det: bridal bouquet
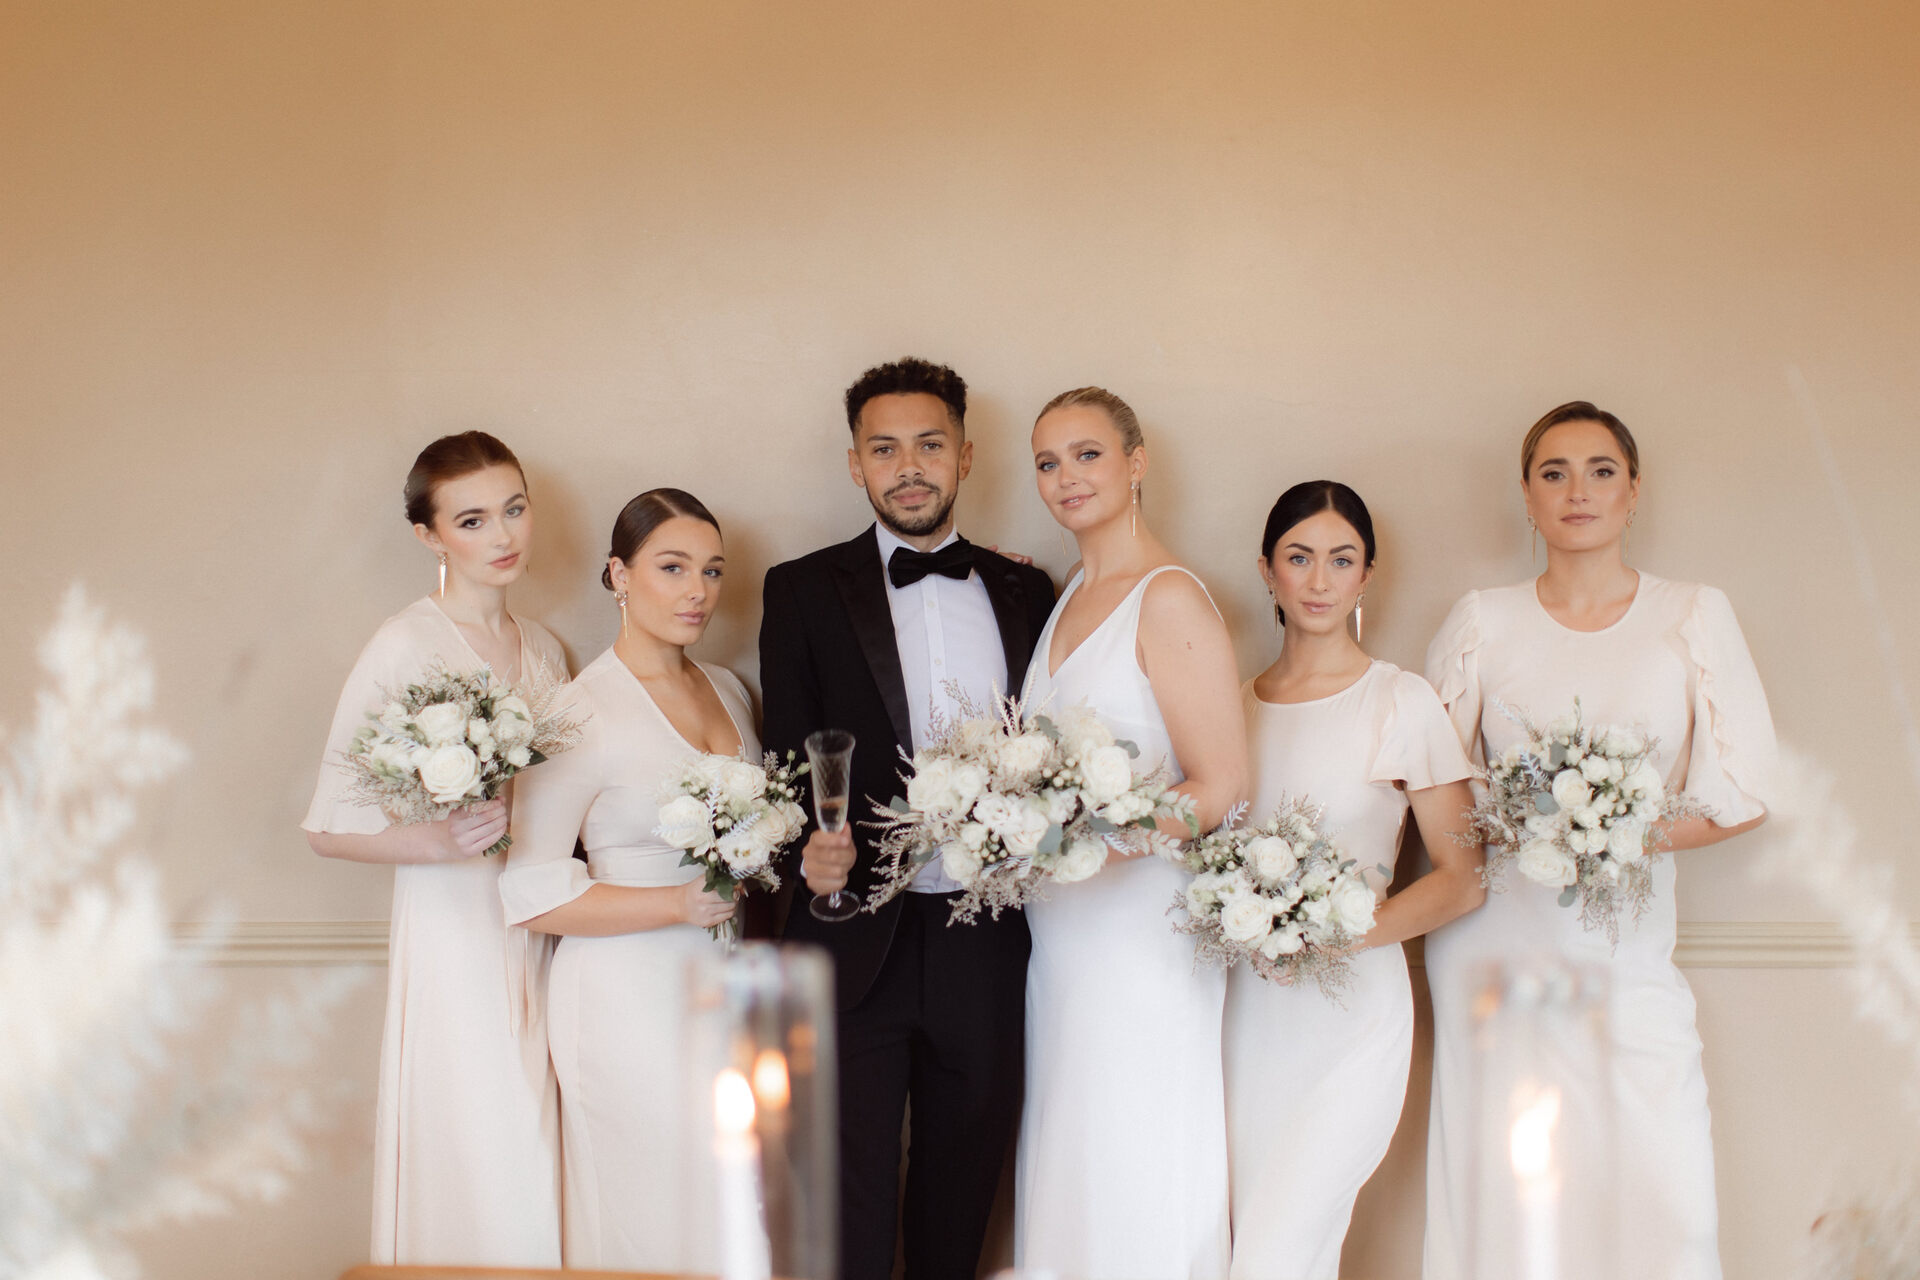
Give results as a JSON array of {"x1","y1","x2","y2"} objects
[
  {"x1": 1468, "y1": 699, "x2": 1708, "y2": 942},
  {"x1": 345, "y1": 660, "x2": 579, "y2": 855},
  {"x1": 864, "y1": 693, "x2": 1198, "y2": 923},
  {"x1": 655, "y1": 751, "x2": 810, "y2": 935},
  {"x1": 1175, "y1": 798, "x2": 1383, "y2": 997}
]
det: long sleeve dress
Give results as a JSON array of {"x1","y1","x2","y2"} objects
[
  {"x1": 301, "y1": 595, "x2": 564, "y2": 1267},
  {"x1": 1421, "y1": 574, "x2": 1778, "y2": 1280},
  {"x1": 499, "y1": 646, "x2": 758, "y2": 1271},
  {"x1": 1226, "y1": 661, "x2": 1474, "y2": 1280}
]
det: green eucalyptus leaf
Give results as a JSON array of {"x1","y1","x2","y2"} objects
[
  {"x1": 1557, "y1": 885, "x2": 1578, "y2": 908},
  {"x1": 1532, "y1": 790, "x2": 1559, "y2": 815},
  {"x1": 1038, "y1": 822, "x2": 1065, "y2": 855},
  {"x1": 1033, "y1": 715, "x2": 1061, "y2": 741}
]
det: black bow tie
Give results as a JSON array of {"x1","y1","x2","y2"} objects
[{"x1": 888, "y1": 539, "x2": 975, "y2": 588}]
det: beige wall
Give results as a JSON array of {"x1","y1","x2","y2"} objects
[{"x1": 4, "y1": 1, "x2": 1917, "y2": 1276}]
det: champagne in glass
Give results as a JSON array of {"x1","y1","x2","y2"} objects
[{"x1": 805, "y1": 729, "x2": 859, "y2": 923}]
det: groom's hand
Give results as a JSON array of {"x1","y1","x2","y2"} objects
[{"x1": 801, "y1": 827, "x2": 856, "y2": 896}]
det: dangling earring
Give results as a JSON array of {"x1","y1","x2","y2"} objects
[
  {"x1": 615, "y1": 589, "x2": 629, "y2": 637},
  {"x1": 1354, "y1": 594, "x2": 1365, "y2": 644},
  {"x1": 1268, "y1": 589, "x2": 1281, "y2": 633},
  {"x1": 1130, "y1": 483, "x2": 1140, "y2": 537},
  {"x1": 1528, "y1": 518, "x2": 1538, "y2": 565},
  {"x1": 437, "y1": 553, "x2": 447, "y2": 596},
  {"x1": 1626, "y1": 508, "x2": 1635, "y2": 551}
]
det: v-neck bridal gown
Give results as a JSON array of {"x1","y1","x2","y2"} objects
[
  {"x1": 500, "y1": 645, "x2": 758, "y2": 1271},
  {"x1": 1013, "y1": 566, "x2": 1231, "y2": 1280},
  {"x1": 303, "y1": 595, "x2": 565, "y2": 1266}
]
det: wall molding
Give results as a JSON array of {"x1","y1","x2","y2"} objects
[{"x1": 174, "y1": 919, "x2": 1915, "y2": 970}]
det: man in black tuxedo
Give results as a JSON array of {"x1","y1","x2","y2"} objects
[{"x1": 754, "y1": 357, "x2": 1054, "y2": 1280}]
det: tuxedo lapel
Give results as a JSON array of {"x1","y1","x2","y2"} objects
[
  {"x1": 973, "y1": 548, "x2": 1035, "y2": 695},
  {"x1": 830, "y1": 528, "x2": 913, "y2": 755}
]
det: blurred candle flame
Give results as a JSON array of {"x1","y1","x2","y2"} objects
[{"x1": 715, "y1": 1067, "x2": 756, "y2": 1137}]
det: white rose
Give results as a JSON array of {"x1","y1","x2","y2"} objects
[
  {"x1": 907, "y1": 758, "x2": 961, "y2": 816},
  {"x1": 1078, "y1": 744, "x2": 1135, "y2": 805},
  {"x1": 370, "y1": 740, "x2": 414, "y2": 778},
  {"x1": 474, "y1": 738, "x2": 497, "y2": 764},
  {"x1": 718, "y1": 811, "x2": 785, "y2": 875},
  {"x1": 491, "y1": 695, "x2": 535, "y2": 744},
  {"x1": 1572, "y1": 805, "x2": 1602, "y2": 830},
  {"x1": 656, "y1": 794, "x2": 715, "y2": 851},
  {"x1": 1042, "y1": 786, "x2": 1080, "y2": 823},
  {"x1": 413, "y1": 702, "x2": 469, "y2": 746},
  {"x1": 688, "y1": 753, "x2": 727, "y2": 793},
  {"x1": 1000, "y1": 801, "x2": 1053, "y2": 858},
  {"x1": 995, "y1": 732, "x2": 1053, "y2": 784},
  {"x1": 418, "y1": 743, "x2": 482, "y2": 804},
  {"x1": 1624, "y1": 761, "x2": 1664, "y2": 800},
  {"x1": 1052, "y1": 837, "x2": 1108, "y2": 884},
  {"x1": 1579, "y1": 754, "x2": 1612, "y2": 784},
  {"x1": 957, "y1": 821, "x2": 990, "y2": 852},
  {"x1": 1550, "y1": 768, "x2": 1592, "y2": 812},
  {"x1": 1599, "y1": 726, "x2": 1645, "y2": 758},
  {"x1": 505, "y1": 744, "x2": 532, "y2": 768},
  {"x1": 1299, "y1": 894, "x2": 1335, "y2": 930},
  {"x1": 943, "y1": 841, "x2": 985, "y2": 885},
  {"x1": 948, "y1": 762, "x2": 990, "y2": 810},
  {"x1": 1523, "y1": 813, "x2": 1560, "y2": 839},
  {"x1": 1331, "y1": 878, "x2": 1378, "y2": 936},
  {"x1": 1260, "y1": 924, "x2": 1306, "y2": 958},
  {"x1": 1516, "y1": 838, "x2": 1578, "y2": 887},
  {"x1": 1054, "y1": 707, "x2": 1114, "y2": 755},
  {"x1": 1219, "y1": 893, "x2": 1276, "y2": 944},
  {"x1": 1246, "y1": 835, "x2": 1299, "y2": 885},
  {"x1": 1606, "y1": 819, "x2": 1648, "y2": 864},
  {"x1": 1299, "y1": 863, "x2": 1335, "y2": 897},
  {"x1": 1098, "y1": 791, "x2": 1154, "y2": 825},
  {"x1": 717, "y1": 760, "x2": 767, "y2": 806}
]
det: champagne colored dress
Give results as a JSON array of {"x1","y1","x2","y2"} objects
[
  {"x1": 1014, "y1": 566, "x2": 1231, "y2": 1280},
  {"x1": 1227, "y1": 661, "x2": 1473, "y2": 1280},
  {"x1": 302, "y1": 595, "x2": 564, "y2": 1266},
  {"x1": 500, "y1": 647, "x2": 757, "y2": 1271},
  {"x1": 1421, "y1": 575, "x2": 1778, "y2": 1280}
]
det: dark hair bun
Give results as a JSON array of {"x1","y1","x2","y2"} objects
[{"x1": 1258, "y1": 480, "x2": 1377, "y2": 627}]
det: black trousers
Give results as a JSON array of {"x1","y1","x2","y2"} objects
[{"x1": 835, "y1": 893, "x2": 1029, "y2": 1280}]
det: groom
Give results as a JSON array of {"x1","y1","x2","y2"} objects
[{"x1": 754, "y1": 357, "x2": 1054, "y2": 1280}]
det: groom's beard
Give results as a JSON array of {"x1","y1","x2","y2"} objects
[{"x1": 870, "y1": 482, "x2": 957, "y2": 539}]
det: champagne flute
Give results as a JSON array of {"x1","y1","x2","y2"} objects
[{"x1": 805, "y1": 728, "x2": 859, "y2": 923}]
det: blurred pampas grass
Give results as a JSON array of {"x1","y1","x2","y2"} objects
[
  {"x1": 1760, "y1": 742, "x2": 1920, "y2": 1279},
  {"x1": 0, "y1": 587, "x2": 355, "y2": 1280}
]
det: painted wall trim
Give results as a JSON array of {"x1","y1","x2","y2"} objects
[{"x1": 173, "y1": 919, "x2": 1913, "y2": 969}]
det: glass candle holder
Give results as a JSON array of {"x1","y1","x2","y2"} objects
[
  {"x1": 683, "y1": 941, "x2": 838, "y2": 1280},
  {"x1": 1470, "y1": 957, "x2": 1617, "y2": 1280}
]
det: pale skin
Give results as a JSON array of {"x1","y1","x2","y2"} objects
[
  {"x1": 519, "y1": 515, "x2": 744, "y2": 935},
  {"x1": 306, "y1": 463, "x2": 531, "y2": 865},
  {"x1": 1031, "y1": 402, "x2": 1248, "y2": 846},
  {"x1": 1253, "y1": 508, "x2": 1483, "y2": 950},
  {"x1": 1524, "y1": 418, "x2": 1765, "y2": 849},
  {"x1": 801, "y1": 393, "x2": 1031, "y2": 897}
]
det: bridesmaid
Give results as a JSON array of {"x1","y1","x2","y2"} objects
[
  {"x1": 1014, "y1": 387, "x2": 1248, "y2": 1280},
  {"x1": 302, "y1": 432, "x2": 564, "y2": 1266},
  {"x1": 500, "y1": 488, "x2": 748, "y2": 1271},
  {"x1": 1225, "y1": 481, "x2": 1482, "y2": 1280},
  {"x1": 1422, "y1": 402, "x2": 1779, "y2": 1280}
]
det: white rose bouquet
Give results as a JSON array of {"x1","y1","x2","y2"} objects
[
  {"x1": 1174, "y1": 798, "x2": 1384, "y2": 998},
  {"x1": 1468, "y1": 698, "x2": 1709, "y2": 942},
  {"x1": 654, "y1": 750, "x2": 810, "y2": 937},
  {"x1": 344, "y1": 659, "x2": 580, "y2": 855},
  {"x1": 864, "y1": 692, "x2": 1198, "y2": 923}
]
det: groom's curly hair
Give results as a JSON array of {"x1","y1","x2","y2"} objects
[{"x1": 844, "y1": 357, "x2": 968, "y2": 436}]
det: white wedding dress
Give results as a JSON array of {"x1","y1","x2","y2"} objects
[{"x1": 1013, "y1": 566, "x2": 1230, "y2": 1280}]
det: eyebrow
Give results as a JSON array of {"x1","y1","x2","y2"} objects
[
  {"x1": 449, "y1": 493, "x2": 526, "y2": 520},
  {"x1": 652, "y1": 548, "x2": 727, "y2": 563},
  {"x1": 1535, "y1": 455, "x2": 1619, "y2": 468},
  {"x1": 1284, "y1": 542, "x2": 1358, "y2": 554}
]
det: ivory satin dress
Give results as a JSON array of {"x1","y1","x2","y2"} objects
[
  {"x1": 500, "y1": 647, "x2": 756, "y2": 1271},
  {"x1": 302, "y1": 596, "x2": 564, "y2": 1267},
  {"x1": 1420, "y1": 575, "x2": 1779, "y2": 1280},
  {"x1": 1014, "y1": 566, "x2": 1231, "y2": 1280},
  {"x1": 1226, "y1": 661, "x2": 1474, "y2": 1280}
]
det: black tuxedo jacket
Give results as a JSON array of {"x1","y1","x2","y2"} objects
[{"x1": 750, "y1": 526, "x2": 1057, "y2": 1008}]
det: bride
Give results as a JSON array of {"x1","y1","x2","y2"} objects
[{"x1": 1014, "y1": 387, "x2": 1248, "y2": 1280}]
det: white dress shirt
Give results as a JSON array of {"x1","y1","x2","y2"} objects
[{"x1": 873, "y1": 523, "x2": 1007, "y2": 894}]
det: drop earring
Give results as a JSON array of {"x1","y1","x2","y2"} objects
[
  {"x1": 437, "y1": 553, "x2": 447, "y2": 597},
  {"x1": 1354, "y1": 594, "x2": 1365, "y2": 644},
  {"x1": 1528, "y1": 517, "x2": 1538, "y2": 565},
  {"x1": 616, "y1": 589, "x2": 629, "y2": 637},
  {"x1": 1130, "y1": 483, "x2": 1140, "y2": 537}
]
